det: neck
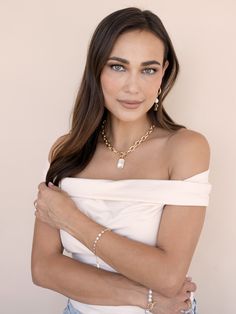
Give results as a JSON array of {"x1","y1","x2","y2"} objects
[{"x1": 102, "y1": 115, "x2": 155, "y2": 152}]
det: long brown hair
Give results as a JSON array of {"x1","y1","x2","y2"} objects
[{"x1": 46, "y1": 7, "x2": 185, "y2": 186}]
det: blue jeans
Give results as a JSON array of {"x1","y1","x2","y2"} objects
[
  {"x1": 192, "y1": 298, "x2": 198, "y2": 314},
  {"x1": 63, "y1": 300, "x2": 82, "y2": 314}
]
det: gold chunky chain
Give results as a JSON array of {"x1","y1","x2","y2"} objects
[{"x1": 101, "y1": 119, "x2": 156, "y2": 159}]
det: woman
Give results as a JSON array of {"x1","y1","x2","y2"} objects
[{"x1": 31, "y1": 7, "x2": 211, "y2": 314}]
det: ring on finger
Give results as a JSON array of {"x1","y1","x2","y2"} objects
[
  {"x1": 180, "y1": 299, "x2": 192, "y2": 313},
  {"x1": 185, "y1": 298, "x2": 192, "y2": 311}
]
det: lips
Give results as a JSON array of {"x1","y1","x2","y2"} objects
[
  {"x1": 118, "y1": 99, "x2": 143, "y2": 104},
  {"x1": 117, "y1": 99, "x2": 143, "y2": 109}
]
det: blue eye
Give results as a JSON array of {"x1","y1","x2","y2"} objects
[
  {"x1": 110, "y1": 64, "x2": 125, "y2": 72},
  {"x1": 143, "y1": 68, "x2": 157, "y2": 75}
]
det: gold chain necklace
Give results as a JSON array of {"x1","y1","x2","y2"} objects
[{"x1": 101, "y1": 119, "x2": 156, "y2": 169}]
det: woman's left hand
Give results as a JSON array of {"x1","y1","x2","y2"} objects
[{"x1": 34, "y1": 182, "x2": 79, "y2": 230}]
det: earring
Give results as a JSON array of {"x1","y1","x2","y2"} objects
[{"x1": 154, "y1": 88, "x2": 162, "y2": 111}]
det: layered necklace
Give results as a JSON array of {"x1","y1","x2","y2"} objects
[{"x1": 101, "y1": 119, "x2": 156, "y2": 169}]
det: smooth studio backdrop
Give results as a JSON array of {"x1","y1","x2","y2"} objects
[{"x1": 0, "y1": 0, "x2": 235, "y2": 313}]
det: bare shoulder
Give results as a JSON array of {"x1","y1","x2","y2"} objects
[
  {"x1": 168, "y1": 128, "x2": 210, "y2": 150},
  {"x1": 167, "y1": 128, "x2": 211, "y2": 180},
  {"x1": 48, "y1": 134, "x2": 70, "y2": 163}
]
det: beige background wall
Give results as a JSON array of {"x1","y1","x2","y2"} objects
[{"x1": 0, "y1": 0, "x2": 235, "y2": 313}]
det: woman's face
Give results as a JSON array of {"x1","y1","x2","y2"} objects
[{"x1": 100, "y1": 29, "x2": 169, "y2": 123}]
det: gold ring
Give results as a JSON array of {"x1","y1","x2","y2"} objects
[
  {"x1": 181, "y1": 299, "x2": 192, "y2": 313},
  {"x1": 187, "y1": 299, "x2": 192, "y2": 310}
]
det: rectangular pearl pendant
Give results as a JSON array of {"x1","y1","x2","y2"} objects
[{"x1": 117, "y1": 158, "x2": 125, "y2": 169}]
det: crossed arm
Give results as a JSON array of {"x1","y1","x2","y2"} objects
[
  {"x1": 32, "y1": 219, "x2": 148, "y2": 307},
  {"x1": 31, "y1": 129, "x2": 209, "y2": 309}
]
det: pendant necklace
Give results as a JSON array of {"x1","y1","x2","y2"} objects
[{"x1": 101, "y1": 119, "x2": 156, "y2": 169}]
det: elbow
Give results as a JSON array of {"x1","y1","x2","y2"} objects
[
  {"x1": 31, "y1": 262, "x2": 43, "y2": 286},
  {"x1": 31, "y1": 259, "x2": 48, "y2": 287},
  {"x1": 152, "y1": 273, "x2": 186, "y2": 298}
]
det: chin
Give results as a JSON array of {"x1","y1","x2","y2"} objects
[{"x1": 108, "y1": 110, "x2": 148, "y2": 124}]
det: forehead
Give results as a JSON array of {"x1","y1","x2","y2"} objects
[{"x1": 109, "y1": 30, "x2": 165, "y2": 63}]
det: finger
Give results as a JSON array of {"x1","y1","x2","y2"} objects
[
  {"x1": 34, "y1": 198, "x2": 47, "y2": 210},
  {"x1": 185, "y1": 298, "x2": 192, "y2": 311},
  {"x1": 178, "y1": 298, "x2": 192, "y2": 312},
  {"x1": 34, "y1": 209, "x2": 46, "y2": 223},
  {"x1": 184, "y1": 280, "x2": 197, "y2": 292},
  {"x1": 33, "y1": 199, "x2": 37, "y2": 208},
  {"x1": 48, "y1": 182, "x2": 61, "y2": 191},
  {"x1": 48, "y1": 183, "x2": 69, "y2": 198},
  {"x1": 177, "y1": 288, "x2": 191, "y2": 302},
  {"x1": 35, "y1": 199, "x2": 46, "y2": 209},
  {"x1": 183, "y1": 291, "x2": 191, "y2": 300},
  {"x1": 38, "y1": 182, "x2": 47, "y2": 191}
]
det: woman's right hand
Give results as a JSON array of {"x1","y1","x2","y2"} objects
[{"x1": 151, "y1": 277, "x2": 197, "y2": 314}]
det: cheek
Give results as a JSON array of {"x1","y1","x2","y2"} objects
[
  {"x1": 143, "y1": 79, "x2": 160, "y2": 98},
  {"x1": 149, "y1": 73, "x2": 163, "y2": 91},
  {"x1": 101, "y1": 71, "x2": 120, "y2": 96}
]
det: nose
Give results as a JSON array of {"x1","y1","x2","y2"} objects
[{"x1": 123, "y1": 72, "x2": 140, "y2": 94}]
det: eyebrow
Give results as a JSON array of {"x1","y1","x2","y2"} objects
[{"x1": 107, "y1": 56, "x2": 161, "y2": 66}]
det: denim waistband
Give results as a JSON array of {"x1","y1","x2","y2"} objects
[
  {"x1": 63, "y1": 300, "x2": 82, "y2": 314},
  {"x1": 63, "y1": 298, "x2": 197, "y2": 314}
]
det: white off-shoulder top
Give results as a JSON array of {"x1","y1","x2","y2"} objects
[{"x1": 57, "y1": 169, "x2": 212, "y2": 314}]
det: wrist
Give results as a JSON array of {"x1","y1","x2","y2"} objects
[
  {"x1": 143, "y1": 288, "x2": 160, "y2": 313},
  {"x1": 63, "y1": 206, "x2": 89, "y2": 237},
  {"x1": 127, "y1": 283, "x2": 148, "y2": 308}
]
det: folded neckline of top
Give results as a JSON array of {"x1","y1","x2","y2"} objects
[{"x1": 60, "y1": 169, "x2": 210, "y2": 184}]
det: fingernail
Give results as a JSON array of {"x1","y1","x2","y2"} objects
[
  {"x1": 187, "y1": 276, "x2": 192, "y2": 281},
  {"x1": 48, "y1": 182, "x2": 54, "y2": 187}
]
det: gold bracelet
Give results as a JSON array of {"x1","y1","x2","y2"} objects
[
  {"x1": 92, "y1": 227, "x2": 111, "y2": 268},
  {"x1": 146, "y1": 301, "x2": 158, "y2": 312},
  {"x1": 145, "y1": 289, "x2": 158, "y2": 313}
]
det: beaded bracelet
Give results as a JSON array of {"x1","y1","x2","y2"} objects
[
  {"x1": 92, "y1": 227, "x2": 111, "y2": 268},
  {"x1": 145, "y1": 289, "x2": 158, "y2": 313}
]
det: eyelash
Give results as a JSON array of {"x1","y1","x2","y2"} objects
[{"x1": 108, "y1": 64, "x2": 157, "y2": 75}]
